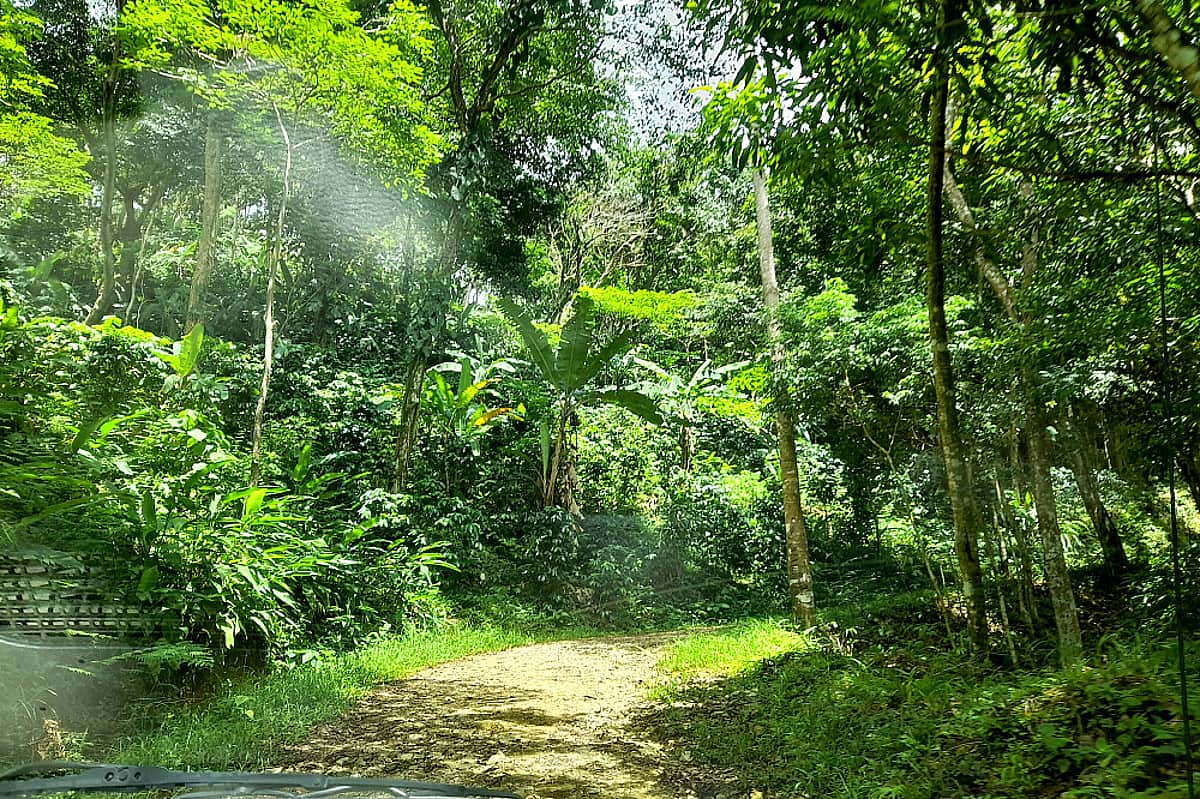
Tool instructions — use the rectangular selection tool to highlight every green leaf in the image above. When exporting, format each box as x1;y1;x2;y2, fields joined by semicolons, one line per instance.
69;415;106;453
136;566;159;597
243;488;267;520
558;295;597;390
140;490;158;532
175;322;205;377
293;442;312;482
457;356;473;398
591;389;663;425
497;297;559;387
573;330;635;390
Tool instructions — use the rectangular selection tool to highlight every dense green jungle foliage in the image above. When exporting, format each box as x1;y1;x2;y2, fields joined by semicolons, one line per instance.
3;0;1200;793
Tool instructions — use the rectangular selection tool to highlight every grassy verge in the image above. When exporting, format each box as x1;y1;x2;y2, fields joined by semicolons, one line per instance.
648;617;808;692
110;621;596;770
643;599;1198;799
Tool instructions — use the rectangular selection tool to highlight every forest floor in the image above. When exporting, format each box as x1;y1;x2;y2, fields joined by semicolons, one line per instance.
278;631;691;799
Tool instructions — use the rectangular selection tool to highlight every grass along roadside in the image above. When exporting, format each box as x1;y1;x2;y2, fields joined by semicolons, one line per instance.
648;617;809;693
640;601;1199;799
109;621;599;771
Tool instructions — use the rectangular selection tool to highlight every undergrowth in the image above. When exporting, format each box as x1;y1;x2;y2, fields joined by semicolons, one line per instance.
644;598;1199;799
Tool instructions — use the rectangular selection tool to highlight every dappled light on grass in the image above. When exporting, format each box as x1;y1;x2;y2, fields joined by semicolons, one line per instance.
638;607;1200;799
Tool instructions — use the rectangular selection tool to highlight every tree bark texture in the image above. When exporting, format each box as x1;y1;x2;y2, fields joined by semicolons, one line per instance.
753;166;816;627
925;8;988;654
391;209;463;493
391;355;427;493
188;115;223;330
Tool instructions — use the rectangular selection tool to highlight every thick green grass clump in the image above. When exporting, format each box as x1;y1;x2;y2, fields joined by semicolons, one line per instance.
111;623;560;770
652;617;809;684
646;605;1198;798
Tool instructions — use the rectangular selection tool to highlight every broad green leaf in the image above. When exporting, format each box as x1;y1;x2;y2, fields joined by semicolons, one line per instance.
136;566;159;597
497;297;559;387
69;415;106;453
591;389;663;425
243;487;267;520
175;322;205;376
572;330;635;390
457;356;472;398
293;442;313;482
140;490;158;532
558;294;597;389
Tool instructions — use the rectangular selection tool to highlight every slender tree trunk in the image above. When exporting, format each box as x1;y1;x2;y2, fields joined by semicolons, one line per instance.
1066;406;1129;581
752;166;816;627
925;6;988;654
391;210;463;492
945;152;1082;665
85;67;120;325
391;355;427;493
188;115;223;331
112;191;146;316
249;108;293;487
985;509;1020;666
1023;385;1083;665
679;424;693;473
544;396;572;509
124;207;156;324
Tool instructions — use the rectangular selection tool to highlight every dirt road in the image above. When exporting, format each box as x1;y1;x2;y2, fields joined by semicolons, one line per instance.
281;633;685;799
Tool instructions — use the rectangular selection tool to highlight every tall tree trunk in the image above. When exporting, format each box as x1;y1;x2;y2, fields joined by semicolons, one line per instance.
249;108;293;487
753;166;816;627
85;64;120;325
114;191;144;315
543;396;573;509
1133;0;1200;101
188;115;223;331
1066;406;1129;581
1024;385;1083;665
124;206;157;324
925;4;988;654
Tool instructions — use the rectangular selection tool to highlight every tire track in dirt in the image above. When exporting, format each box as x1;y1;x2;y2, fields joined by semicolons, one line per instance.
280;633;686;799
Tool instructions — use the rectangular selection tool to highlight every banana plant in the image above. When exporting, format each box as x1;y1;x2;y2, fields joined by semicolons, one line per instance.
497;294;662;512
635;357;749;472
420;354;524;493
